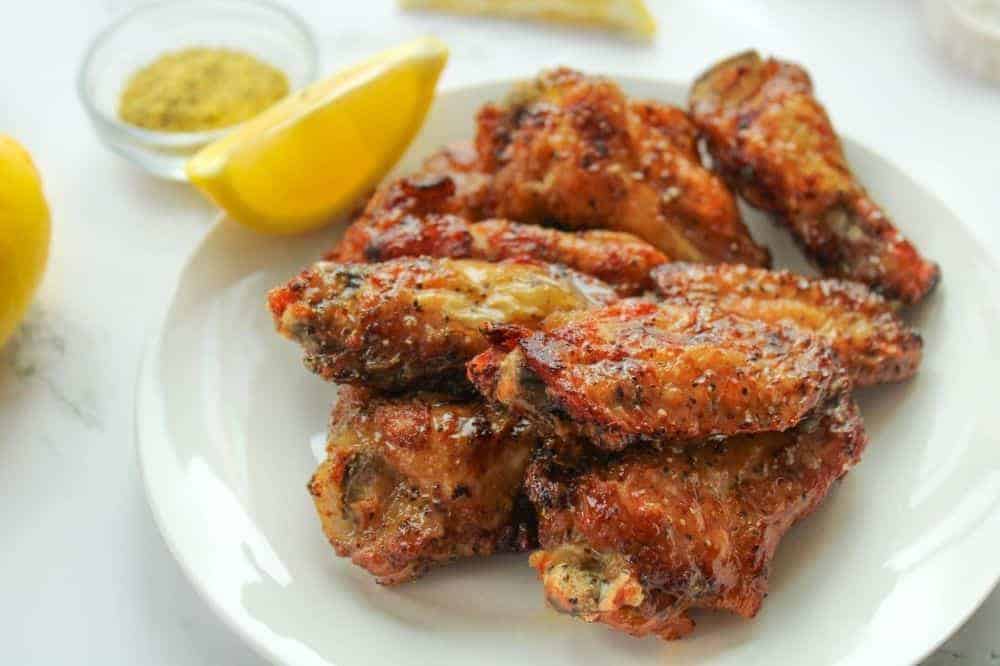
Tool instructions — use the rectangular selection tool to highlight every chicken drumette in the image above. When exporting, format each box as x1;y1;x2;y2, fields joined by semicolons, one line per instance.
310;387;538;584
689;51;939;304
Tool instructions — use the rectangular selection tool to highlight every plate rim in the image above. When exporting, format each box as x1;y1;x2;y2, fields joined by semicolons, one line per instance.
135;74;1000;666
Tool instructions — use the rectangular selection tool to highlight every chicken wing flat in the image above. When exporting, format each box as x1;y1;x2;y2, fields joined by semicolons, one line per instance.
362;214;668;296
468;299;844;450
309;387;538;584
652;263;923;386
473;68;770;266
689;51;939;304
268;257;618;391
526;383;866;639
329;142;489;263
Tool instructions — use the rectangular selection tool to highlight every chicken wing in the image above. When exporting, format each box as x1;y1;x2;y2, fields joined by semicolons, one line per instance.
361;214;668;296
526;383;866;639
468;299;844;450
474;68;770;266
689;51;939;304
652;263;923;386
268;257;618;391
309;386;538;584
329;142;489;263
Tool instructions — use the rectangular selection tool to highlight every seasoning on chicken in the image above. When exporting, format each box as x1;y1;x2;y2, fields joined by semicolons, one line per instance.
268;257;618;391
329;141;489;263
652;263;923;385
689;51;939;304
468;299;844;450
474;68;770;265
363;214;669;296
310;387;538;584
525;382;867;639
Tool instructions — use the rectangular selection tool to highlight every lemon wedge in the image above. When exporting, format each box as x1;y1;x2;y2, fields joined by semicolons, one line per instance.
187;37;449;234
399;0;656;40
0;135;50;348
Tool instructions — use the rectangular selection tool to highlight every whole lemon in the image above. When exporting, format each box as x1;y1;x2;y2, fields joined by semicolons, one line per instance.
0;135;50;348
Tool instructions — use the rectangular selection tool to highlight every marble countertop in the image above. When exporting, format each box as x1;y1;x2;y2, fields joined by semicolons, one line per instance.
2;1;998;663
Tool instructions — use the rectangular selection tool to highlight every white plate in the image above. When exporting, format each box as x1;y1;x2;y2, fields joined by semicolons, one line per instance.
137;77;1000;666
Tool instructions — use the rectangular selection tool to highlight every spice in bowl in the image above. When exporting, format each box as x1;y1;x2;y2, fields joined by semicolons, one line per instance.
118;47;290;132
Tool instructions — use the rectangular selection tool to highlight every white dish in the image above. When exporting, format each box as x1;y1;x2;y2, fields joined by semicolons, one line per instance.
924;0;1000;83
137;77;1000;666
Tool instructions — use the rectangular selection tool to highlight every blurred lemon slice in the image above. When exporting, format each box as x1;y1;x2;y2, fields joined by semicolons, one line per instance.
399;0;656;39
0;135;50;348
187;37;449;235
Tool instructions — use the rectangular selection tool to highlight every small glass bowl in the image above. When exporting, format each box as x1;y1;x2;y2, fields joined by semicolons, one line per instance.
78;0;318;181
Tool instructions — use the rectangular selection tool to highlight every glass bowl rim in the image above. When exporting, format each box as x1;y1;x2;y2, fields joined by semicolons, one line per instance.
77;0;319;146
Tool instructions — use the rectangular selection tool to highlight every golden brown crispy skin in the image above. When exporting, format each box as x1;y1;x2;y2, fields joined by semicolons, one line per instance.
329;142;489;263
309;387;538;584
363;214;669;296
468;299;844;450
419;140;489;207
689;51;939;304
268;257;618;391
474;68;770;266
526;385;867;639
652;263;923;386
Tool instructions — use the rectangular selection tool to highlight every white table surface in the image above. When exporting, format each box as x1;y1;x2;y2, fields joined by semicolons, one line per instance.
2;1;998;663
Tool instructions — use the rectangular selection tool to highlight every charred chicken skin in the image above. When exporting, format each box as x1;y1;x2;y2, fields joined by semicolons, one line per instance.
689;51;939;304
361;214;669;296
309;387;538;584
652;263;923;386
268;257;618;391
526;382;866;639
468;299;845;451
329;142;490;263
473;68;770;266
260;63;926;644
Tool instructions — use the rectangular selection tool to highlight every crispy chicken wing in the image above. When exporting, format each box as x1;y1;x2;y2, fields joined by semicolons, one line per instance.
473;68;770;266
268;257;617;391
309;387;538;584
652;263;923;386
468;299;844;450
689;51;939;304
526;383;866;639
361;214;668;296
329;142;490;263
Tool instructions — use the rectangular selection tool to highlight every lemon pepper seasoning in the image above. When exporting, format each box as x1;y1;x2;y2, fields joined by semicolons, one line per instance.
118;47;289;132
